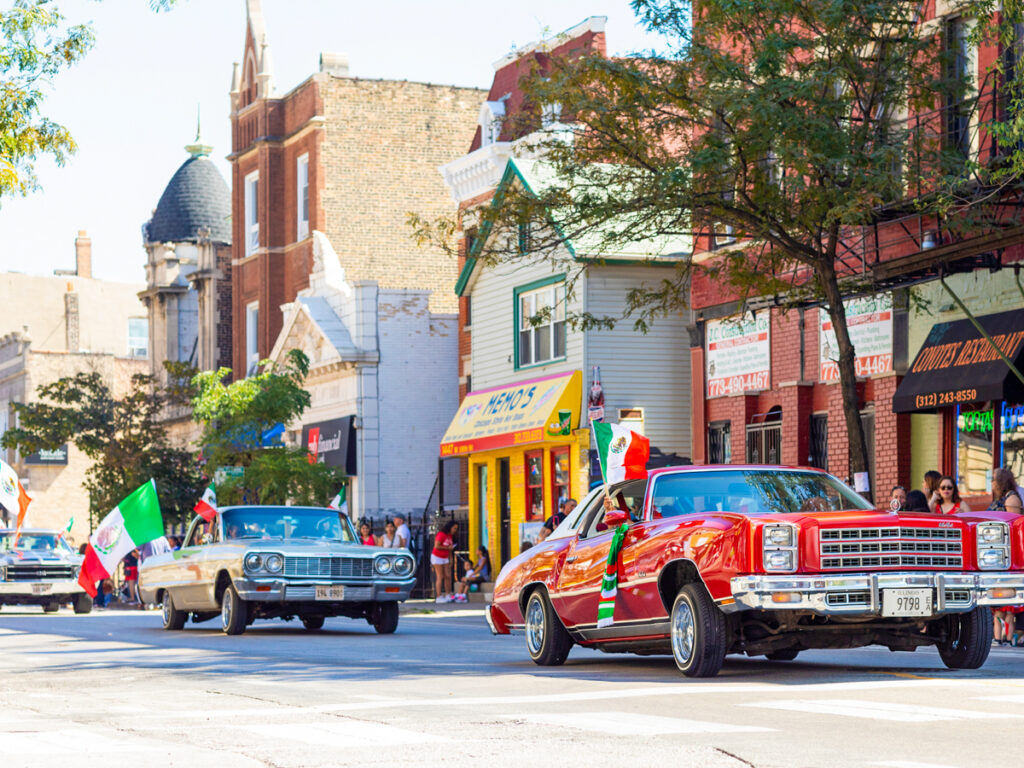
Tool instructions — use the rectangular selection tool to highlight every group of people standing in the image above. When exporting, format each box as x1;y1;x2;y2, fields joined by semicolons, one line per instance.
357;515;411;549
890;467;1024;647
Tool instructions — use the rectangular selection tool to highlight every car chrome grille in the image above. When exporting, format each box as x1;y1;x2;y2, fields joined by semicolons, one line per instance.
285;585;374;601
819;527;963;570
282;556;373;579
825;591;871;606
5;564;75;581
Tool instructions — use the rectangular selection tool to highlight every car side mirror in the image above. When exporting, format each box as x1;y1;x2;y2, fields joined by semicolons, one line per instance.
603;509;629;528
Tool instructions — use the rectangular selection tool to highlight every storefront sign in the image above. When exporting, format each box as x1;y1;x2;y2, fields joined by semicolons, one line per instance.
302;416;357;474
706;313;770;398
440;371;582;456
24;445;69;465
819;294;893;382
893;308;1024;413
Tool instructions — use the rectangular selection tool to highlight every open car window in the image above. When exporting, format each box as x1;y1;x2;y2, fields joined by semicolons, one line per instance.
579;479;648;539
547;487;602;540
648;469;873;518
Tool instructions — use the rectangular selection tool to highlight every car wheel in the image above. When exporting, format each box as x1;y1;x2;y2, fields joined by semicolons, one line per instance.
161;591;187;631
670;583;727;677
524;590;572;666
938;606;992;670
220;583;249;636
765;649;800;661
43;601;59;613
73;594;93;615
371;602;399;634
302;616;325;631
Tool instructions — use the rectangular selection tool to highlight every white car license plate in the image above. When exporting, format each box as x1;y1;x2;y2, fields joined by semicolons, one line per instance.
31;584;52;595
315;585;345;601
882;588;932;617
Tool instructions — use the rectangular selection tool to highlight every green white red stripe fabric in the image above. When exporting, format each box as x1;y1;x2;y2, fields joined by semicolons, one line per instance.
329;486;348;515
78;480;164;597
194;483;217;521
593;422;650;485
0;458;31;548
597;523;629;628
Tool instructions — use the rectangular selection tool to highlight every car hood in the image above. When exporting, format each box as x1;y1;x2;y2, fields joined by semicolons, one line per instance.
0;550;82;565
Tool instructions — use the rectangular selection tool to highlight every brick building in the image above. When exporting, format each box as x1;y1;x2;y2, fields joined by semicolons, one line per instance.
229;0;485;519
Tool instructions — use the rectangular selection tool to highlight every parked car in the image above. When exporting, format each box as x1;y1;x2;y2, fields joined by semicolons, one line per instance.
487;466;1024;676
138;506;415;635
0;528;91;614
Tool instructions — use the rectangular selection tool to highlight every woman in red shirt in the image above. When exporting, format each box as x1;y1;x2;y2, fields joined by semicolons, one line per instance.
431;520;459;603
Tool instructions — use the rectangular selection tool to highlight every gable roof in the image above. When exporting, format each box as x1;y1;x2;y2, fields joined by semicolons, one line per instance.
455;157;691;296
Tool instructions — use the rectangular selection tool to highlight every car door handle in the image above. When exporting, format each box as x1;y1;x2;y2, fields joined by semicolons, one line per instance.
565;555;577;563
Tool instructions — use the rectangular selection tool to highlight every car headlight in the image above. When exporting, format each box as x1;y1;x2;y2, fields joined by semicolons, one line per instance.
763;523;798;573
978;523;1007;544
976;522;1010;570
0;565;5;581
244;553;263;572
392;555;413;577
264;554;283;573
374;556;393;575
764;525;795;547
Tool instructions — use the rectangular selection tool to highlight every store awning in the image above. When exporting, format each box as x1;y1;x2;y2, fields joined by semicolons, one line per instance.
440;370;582;456
892;309;1024;413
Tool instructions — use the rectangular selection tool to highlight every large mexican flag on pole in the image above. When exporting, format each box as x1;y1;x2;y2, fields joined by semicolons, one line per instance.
593;422;650;485
78;480;164;597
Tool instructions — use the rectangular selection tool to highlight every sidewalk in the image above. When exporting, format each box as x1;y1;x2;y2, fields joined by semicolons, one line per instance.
399;598;486;616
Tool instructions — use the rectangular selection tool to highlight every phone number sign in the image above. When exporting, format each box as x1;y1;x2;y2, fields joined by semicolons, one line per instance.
706;313;771;398
820;294;893;382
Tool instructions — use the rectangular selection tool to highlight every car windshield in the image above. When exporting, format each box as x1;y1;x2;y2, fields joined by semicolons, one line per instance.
650;469;874;517
220;508;359;542
0;533;71;552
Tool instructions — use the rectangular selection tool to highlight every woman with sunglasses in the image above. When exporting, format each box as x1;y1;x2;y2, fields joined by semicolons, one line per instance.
934;475;971;514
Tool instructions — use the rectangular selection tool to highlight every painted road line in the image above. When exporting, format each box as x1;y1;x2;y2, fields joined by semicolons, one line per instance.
974;694;1024;704
234;721;451;746
744;699;1024;722
499;711;773;735
870;761;963;768
0;726;138;754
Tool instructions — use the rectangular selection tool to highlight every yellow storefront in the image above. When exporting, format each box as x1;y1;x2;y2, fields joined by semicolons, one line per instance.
440;370;589;568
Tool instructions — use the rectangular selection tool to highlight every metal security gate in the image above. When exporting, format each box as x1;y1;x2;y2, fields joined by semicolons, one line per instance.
746;408;782;464
708;421;731;464
809;414;828;469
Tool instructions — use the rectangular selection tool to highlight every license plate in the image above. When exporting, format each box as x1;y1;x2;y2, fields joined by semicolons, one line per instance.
882;588;932;617
31;584;52;595
315;585;345;601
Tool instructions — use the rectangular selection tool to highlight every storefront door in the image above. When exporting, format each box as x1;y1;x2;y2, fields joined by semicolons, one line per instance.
499;458;511;566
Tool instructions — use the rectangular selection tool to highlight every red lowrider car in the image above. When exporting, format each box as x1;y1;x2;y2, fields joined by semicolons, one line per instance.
487;466;1024;677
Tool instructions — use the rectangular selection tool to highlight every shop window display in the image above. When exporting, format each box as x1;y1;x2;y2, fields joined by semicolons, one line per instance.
525;451;544;521
1001;403;1024;480
551;449;569;510
957;405;993;496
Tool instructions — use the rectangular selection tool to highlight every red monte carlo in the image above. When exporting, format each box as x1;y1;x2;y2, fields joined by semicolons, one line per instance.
486;466;1024;677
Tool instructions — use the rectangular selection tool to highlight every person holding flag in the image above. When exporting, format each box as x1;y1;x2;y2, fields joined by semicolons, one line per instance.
78;479;165;598
0;458;32;548
591;422;650;629
194;482;218;521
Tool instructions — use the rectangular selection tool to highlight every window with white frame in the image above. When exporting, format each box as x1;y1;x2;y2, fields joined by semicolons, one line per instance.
245;171;259;256
296;154;309;241
541;102;563;127
516;280;566;368
246;302;259;375
127;318;148;359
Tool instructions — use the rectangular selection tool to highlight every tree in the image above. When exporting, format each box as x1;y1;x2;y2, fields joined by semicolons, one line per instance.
191;350;345;506
413;0;1010;480
0;0;174;198
1;366;203;528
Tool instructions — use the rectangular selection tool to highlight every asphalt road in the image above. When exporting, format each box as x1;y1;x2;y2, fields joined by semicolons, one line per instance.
0;603;1021;768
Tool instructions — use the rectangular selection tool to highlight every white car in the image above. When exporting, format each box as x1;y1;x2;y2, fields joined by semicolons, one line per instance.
0;528;91;613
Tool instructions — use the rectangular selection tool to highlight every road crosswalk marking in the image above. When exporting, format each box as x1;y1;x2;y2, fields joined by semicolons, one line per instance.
744;699;1024;722
498;711;774;735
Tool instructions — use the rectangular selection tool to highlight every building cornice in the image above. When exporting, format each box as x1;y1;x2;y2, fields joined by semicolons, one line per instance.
439;142;513;203
228;116;326;163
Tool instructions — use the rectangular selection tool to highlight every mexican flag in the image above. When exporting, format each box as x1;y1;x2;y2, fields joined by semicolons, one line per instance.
193;483;218;522
0;458;31;548
78;480;164;597
328;486;348;515
593;422;650;485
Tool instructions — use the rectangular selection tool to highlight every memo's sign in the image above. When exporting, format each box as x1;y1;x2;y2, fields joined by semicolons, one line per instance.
706;313;771;398
820;294;893;382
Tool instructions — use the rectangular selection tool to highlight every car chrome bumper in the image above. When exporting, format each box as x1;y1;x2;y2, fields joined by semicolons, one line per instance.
232;577;415;603
0;579;84;598
730;571;1024;617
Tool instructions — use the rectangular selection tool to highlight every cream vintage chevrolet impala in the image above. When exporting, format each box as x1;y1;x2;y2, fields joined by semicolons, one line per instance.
138;506;415;635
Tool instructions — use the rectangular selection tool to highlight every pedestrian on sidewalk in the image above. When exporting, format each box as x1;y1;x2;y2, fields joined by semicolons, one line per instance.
923;470;942;509
889;485;906;511
358;521;377;546
431;520;458;603
380;521;402;548
990;468;1023;645
904;490;930;512
392;515;411;549
934;476;970;514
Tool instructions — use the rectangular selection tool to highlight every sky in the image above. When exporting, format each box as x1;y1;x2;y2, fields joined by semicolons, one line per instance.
0;0;666;284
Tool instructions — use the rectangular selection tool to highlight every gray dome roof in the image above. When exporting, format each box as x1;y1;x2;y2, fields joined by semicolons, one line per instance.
147;156;231;244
